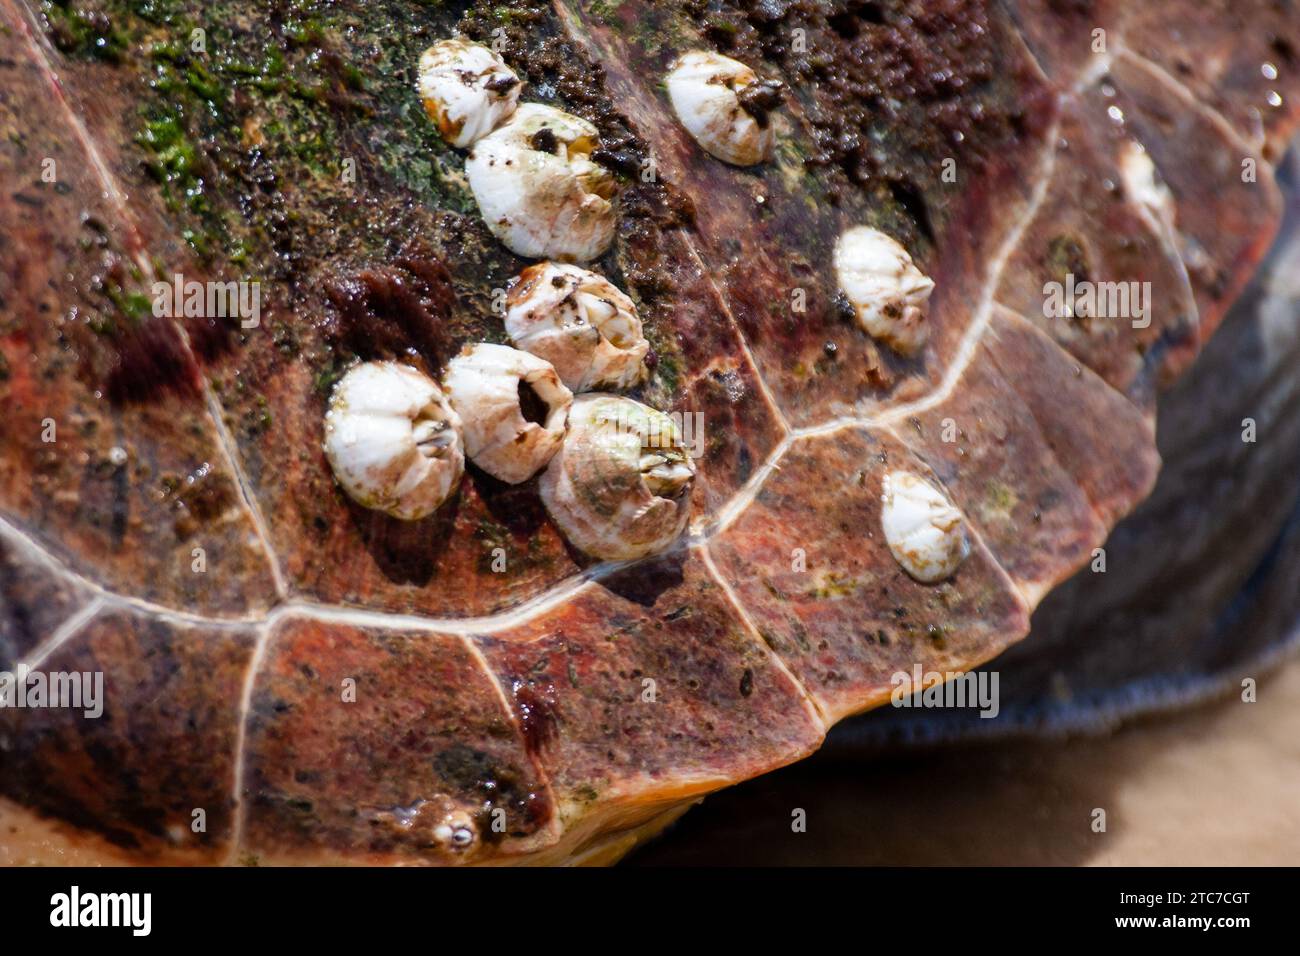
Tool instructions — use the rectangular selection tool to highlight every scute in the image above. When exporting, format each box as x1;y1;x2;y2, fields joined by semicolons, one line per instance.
239;618;558;865
994;92;1201;406
0;531;95;668
561;0;1058;425
0;607;258;863
1104;55;1282;334
0;12;280;617
708;426;1031;723
474;546;824;836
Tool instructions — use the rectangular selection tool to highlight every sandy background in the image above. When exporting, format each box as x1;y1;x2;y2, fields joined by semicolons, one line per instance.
628;657;1300;865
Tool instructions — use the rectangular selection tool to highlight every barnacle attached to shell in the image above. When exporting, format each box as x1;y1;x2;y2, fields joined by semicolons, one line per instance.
323;362;465;520
880;470;970;583
834;226;935;357
540;394;695;561
505;262;650;392
1117;140;1176;227
465;103;617;262
418;39;522;148
442;342;573;484
666;50;782;166
432;809;478;852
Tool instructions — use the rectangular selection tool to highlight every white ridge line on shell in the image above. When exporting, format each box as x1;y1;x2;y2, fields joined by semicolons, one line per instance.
455;633;565;849
1072;47;1116;97
194;383;289;598
877;115;1062;429
695;429;794;540
703;115;1063;542
877;419;1037;614
0;510;635;637
7;1;288;600
549;0;791;439
225;616;276;865
1117;47;1269;167
0;514;267;629
280;563;626;636
698;544;828;732
17;597;106;672
6;1;153;279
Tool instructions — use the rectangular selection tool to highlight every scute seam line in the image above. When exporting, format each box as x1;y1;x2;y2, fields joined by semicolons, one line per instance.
551;0;792;439
456;633;566;854
9;0;288;600
17;597;105;671
225;617;276;865
698;543;828;731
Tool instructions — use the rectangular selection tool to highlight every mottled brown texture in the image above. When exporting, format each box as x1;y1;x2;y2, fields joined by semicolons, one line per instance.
1118;0;1300;160
0;8;278;617
995;92;1200;404
1105;55;1282;337
709;426;1031;722
239;617;556;864
891;320;1109;599
562;0;1057;425
0;608;257;861
984;306;1159;529
0;536;93;669
476;546;824;831
7;0;789;618
892;303;1160;599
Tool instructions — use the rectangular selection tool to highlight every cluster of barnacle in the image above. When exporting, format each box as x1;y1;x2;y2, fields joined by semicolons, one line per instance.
321;39;693;562
322;39;967;579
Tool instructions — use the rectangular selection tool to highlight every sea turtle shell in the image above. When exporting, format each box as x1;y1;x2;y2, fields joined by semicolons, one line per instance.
0;0;1297;865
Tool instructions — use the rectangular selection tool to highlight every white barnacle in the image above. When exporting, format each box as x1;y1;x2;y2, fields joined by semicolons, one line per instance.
465;103;616;262
880;470;970;583
442;342;573;484
1117;141;1175;226
418;38;521;148
505;262;649;392
665;50;781;166
540;394;695;561
432;810;478;852
323;361;464;520
834;226;935;357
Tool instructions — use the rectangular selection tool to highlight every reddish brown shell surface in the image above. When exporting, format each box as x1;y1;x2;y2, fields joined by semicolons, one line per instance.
1;0;1298;864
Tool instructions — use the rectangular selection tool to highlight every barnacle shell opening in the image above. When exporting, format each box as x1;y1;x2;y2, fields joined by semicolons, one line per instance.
506;262;650;392
666;50;779;167
880;470;970;583
418;39;522;148
432;810;478;851
540;394;696;561
323;362;465;521
443;342;573;484
465;103;616;262
834;226;935;356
